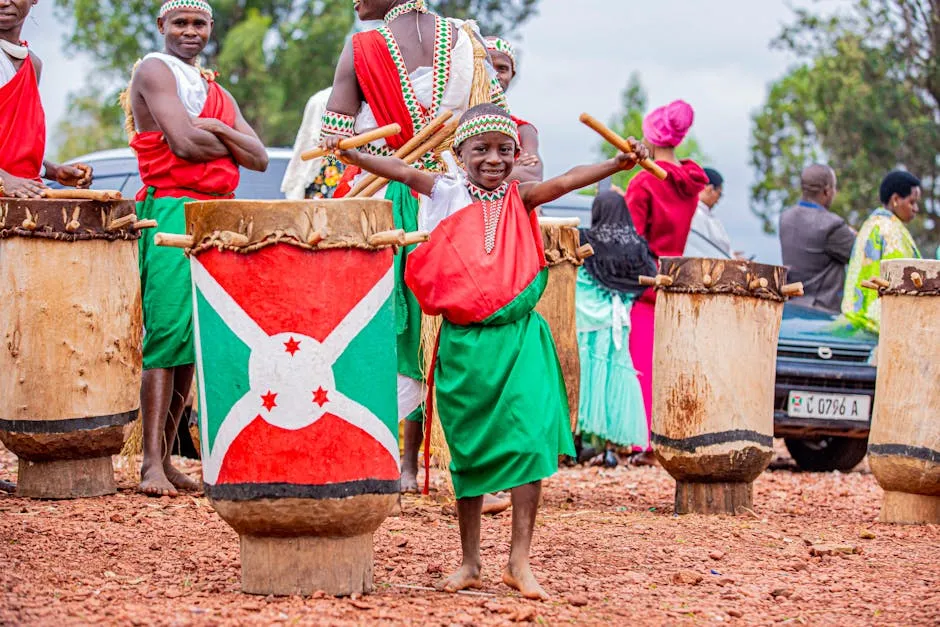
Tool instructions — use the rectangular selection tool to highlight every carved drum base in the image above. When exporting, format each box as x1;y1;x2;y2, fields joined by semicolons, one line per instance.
17;456;116;499
880;491;940;525
675;481;753;516
240;533;374;597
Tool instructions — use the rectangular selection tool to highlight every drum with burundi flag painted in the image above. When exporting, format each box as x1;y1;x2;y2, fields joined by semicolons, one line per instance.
170;198;408;596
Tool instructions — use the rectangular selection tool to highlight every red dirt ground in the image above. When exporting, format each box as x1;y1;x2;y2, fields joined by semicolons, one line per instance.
1;444;938;626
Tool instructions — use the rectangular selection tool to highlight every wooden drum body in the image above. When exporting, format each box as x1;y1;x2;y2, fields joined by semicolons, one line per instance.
534;218;591;431
0;199;142;498
651;258;787;515
868;259;940;524
185;199;400;596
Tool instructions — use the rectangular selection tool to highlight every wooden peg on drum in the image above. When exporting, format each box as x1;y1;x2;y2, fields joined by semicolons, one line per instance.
639;274;674;288
106;213;139;232
154;233;195;249
403;231;430;246
367;228;407;247
301;124;403;161
579;113;668;181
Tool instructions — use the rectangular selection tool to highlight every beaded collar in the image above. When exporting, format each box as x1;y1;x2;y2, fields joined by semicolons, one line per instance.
384;0;427;23
466;180;508;203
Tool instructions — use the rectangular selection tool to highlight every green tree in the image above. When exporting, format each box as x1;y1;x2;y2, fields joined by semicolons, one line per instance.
598;72;706;192
750;0;940;252
51;0;541;160
432;0;538;37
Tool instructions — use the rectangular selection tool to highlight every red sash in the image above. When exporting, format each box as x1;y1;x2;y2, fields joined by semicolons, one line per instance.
405;181;545;326
0;59;45;181
352;30;414;151
131;80;240;201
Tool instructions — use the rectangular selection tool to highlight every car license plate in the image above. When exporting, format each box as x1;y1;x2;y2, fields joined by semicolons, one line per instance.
787;392;870;422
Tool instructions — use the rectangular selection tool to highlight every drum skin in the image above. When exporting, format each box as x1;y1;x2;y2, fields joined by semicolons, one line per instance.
185;199;401;596
868;259;940;524
0;198;142;499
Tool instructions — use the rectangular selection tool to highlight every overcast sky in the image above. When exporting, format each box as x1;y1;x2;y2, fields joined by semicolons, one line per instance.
27;0;849;263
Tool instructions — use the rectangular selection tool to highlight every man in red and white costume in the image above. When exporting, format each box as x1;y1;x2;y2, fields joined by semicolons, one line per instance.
0;0;92;198
128;0;268;497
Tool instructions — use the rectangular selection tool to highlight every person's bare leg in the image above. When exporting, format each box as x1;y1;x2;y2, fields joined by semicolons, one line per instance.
140;368;177;496
503;481;549;600
162;365;200;491
440;495;484;593
400;419;422;493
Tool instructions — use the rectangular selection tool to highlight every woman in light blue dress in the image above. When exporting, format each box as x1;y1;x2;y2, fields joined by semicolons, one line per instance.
577;192;658;467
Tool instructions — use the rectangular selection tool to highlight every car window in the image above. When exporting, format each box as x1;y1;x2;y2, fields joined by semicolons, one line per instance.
83;158;137;178
89;174;130;194
235;157;289;200
123;174;143;198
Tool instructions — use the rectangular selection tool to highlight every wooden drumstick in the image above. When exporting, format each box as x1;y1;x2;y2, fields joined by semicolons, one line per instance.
579;113;668;181
357;120;459;199
781;282;805;297
133;219;158;230
154;233;195;248
368;229;407;247
749;277;769;291
860;280;882;291
911;272;924;288
107;213;139;232
871;276;890;288
347;111;454;198
41;189;123;201
301;123;403;161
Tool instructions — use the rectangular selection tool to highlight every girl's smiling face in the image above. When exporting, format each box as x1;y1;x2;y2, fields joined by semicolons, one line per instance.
457;131;517;190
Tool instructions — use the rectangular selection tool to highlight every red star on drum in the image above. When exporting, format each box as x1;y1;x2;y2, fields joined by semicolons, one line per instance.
312;386;330;407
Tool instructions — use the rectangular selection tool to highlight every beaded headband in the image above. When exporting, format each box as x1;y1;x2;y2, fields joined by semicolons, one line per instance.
454;114;520;153
159;0;213;19
485;36;516;71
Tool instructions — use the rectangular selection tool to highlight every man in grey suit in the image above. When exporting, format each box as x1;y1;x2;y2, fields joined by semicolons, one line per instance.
779;165;856;313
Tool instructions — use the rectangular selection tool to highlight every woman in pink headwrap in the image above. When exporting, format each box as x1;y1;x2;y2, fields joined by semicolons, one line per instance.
625;100;707;465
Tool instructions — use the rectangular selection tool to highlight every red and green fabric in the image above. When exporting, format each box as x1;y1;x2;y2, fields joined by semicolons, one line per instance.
0;57;45;181
133;80;240;370
405;183;574;498
191;243;399;499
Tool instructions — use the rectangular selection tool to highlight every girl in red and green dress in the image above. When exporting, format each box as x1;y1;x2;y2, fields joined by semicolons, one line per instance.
324;104;646;600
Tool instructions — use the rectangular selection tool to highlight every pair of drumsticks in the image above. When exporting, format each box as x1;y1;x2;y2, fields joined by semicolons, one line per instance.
300;111;669;187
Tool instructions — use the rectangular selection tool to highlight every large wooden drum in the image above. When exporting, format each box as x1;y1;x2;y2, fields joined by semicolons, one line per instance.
170;199;407;596
535;218;592;431
649;258;791;515
0;199;142;498
867;259;940;524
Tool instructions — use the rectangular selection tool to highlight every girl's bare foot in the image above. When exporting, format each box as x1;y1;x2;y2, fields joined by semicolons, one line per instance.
440;563;483;593
163;464;202;492
139;465;178;497
482;492;511;515
502;562;549;600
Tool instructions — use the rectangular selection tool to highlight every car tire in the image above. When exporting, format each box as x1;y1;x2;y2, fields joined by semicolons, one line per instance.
784;436;869;472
